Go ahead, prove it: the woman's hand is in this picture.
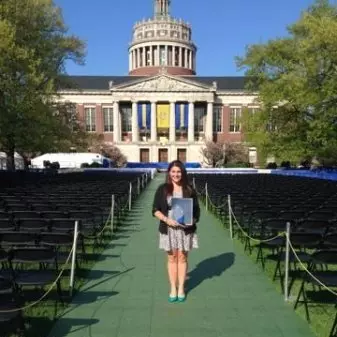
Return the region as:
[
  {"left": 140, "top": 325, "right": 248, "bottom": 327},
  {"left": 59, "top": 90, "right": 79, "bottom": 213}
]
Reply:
[{"left": 166, "top": 218, "right": 178, "bottom": 227}]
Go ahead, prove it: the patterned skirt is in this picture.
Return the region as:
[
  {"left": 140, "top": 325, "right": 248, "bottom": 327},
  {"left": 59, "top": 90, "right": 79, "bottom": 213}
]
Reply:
[{"left": 159, "top": 227, "right": 199, "bottom": 252}]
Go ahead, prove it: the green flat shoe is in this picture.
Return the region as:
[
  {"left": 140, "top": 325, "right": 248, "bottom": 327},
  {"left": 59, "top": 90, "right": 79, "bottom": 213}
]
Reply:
[
  {"left": 177, "top": 295, "right": 186, "bottom": 302},
  {"left": 168, "top": 295, "right": 177, "bottom": 303}
]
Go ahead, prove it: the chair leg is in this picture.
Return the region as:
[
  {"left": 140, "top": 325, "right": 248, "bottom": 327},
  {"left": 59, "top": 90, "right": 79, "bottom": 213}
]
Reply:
[
  {"left": 294, "top": 281, "right": 304, "bottom": 310},
  {"left": 329, "top": 311, "right": 337, "bottom": 337},
  {"left": 273, "top": 259, "right": 281, "bottom": 281},
  {"left": 294, "top": 281, "right": 311, "bottom": 322},
  {"left": 256, "top": 246, "right": 265, "bottom": 269}
]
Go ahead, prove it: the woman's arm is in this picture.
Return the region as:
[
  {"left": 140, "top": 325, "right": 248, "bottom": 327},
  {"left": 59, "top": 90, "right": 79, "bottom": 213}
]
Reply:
[
  {"left": 154, "top": 210, "right": 168, "bottom": 223},
  {"left": 152, "top": 185, "right": 163, "bottom": 217},
  {"left": 152, "top": 185, "right": 177, "bottom": 227}
]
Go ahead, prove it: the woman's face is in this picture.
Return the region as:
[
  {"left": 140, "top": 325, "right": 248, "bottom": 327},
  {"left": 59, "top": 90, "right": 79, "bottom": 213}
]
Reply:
[{"left": 169, "top": 165, "right": 182, "bottom": 184}]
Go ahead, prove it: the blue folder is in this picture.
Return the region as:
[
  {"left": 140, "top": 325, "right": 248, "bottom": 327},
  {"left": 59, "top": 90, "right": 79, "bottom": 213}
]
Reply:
[{"left": 171, "top": 198, "right": 193, "bottom": 226}]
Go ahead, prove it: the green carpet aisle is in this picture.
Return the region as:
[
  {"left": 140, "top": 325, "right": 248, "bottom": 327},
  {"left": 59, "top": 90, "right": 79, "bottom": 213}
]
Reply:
[{"left": 48, "top": 175, "right": 314, "bottom": 337}]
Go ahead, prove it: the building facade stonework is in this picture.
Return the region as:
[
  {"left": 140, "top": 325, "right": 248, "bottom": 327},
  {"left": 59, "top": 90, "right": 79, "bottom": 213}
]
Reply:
[{"left": 59, "top": 0, "right": 258, "bottom": 164}]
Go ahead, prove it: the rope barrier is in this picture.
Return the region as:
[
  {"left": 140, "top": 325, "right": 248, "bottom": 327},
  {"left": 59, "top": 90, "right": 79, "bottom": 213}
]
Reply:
[
  {"left": 230, "top": 206, "right": 286, "bottom": 243},
  {"left": 0, "top": 190, "right": 135, "bottom": 313},
  {"left": 229, "top": 197, "right": 337, "bottom": 299},
  {"left": 286, "top": 235, "right": 337, "bottom": 297},
  {"left": 0, "top": 246, "right": 74, "bottom": 313},
  {"left": 206, "top": 194, "right": 227, "bottom": 210},
  {"left": 192, "top": 173, "right": 337, "bottom": 301}
]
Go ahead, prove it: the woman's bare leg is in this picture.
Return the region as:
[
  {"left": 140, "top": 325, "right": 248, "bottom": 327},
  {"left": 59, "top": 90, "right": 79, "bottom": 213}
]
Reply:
[
  {"left": 177, "top": 251, "right": 188, "bottom": 296},
  {"left": 167, "top": 250, "right": 178, "bottom": 296}
]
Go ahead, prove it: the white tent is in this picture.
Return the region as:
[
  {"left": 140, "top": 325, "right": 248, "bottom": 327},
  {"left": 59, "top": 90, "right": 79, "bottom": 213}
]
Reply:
[{"left": 30, "top": 152, "right": 112, "bottom": 169}]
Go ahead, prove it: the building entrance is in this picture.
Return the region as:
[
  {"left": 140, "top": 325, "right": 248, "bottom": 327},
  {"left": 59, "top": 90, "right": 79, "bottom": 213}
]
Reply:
[
  {"left": 158, "top": 148, "right": 168, "bottom": 162},
  {"left": 140, "top": 149, "right": 150, "bottom": 162},
  {"left": 177, "top": 148, "right": 187, "bottom": 163}
]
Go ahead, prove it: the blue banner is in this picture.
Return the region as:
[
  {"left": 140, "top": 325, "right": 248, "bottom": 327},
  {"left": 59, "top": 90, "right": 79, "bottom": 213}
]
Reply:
[
  {"left": 137, "top": 103, "right": 151, "bottom": 129},
  {"left": 175, "top": 103, "right": 189, "bottom": 129}
]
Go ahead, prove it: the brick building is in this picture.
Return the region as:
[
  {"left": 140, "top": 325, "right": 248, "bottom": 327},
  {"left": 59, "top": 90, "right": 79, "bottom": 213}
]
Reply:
[{"left": 59, "top": 0, "right": 258, "bottom": 164}]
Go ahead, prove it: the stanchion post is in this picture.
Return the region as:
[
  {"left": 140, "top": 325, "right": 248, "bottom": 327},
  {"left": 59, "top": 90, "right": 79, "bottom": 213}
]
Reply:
[
  {"left": 284, "top": 221, "right": 291, "bottom": 302},
  {"left": 137, "top": 177, "right": 140, "bottom": 195},
  {"left": 110, "top": 194, "right": 115, "bottom": 234},
  {"left": 228, "top": 194, "right": 233, "bottom": 240},
  {"left": 192, "top": 177, "right": 196, "bottom": 189},
  {"left": 205, "top": 183, "right": 208, "bottom": 211},
  {"left": 69, "top": 220, "right": 79, "bottom": 297},
  {"left": 129, "top": 182, "right": 132, "bottom": 211}
]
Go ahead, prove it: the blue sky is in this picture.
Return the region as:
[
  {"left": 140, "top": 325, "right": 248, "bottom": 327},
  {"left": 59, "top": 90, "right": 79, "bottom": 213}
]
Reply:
[{"left": 55, "top": 0, "right": 318, "bottom": 76}]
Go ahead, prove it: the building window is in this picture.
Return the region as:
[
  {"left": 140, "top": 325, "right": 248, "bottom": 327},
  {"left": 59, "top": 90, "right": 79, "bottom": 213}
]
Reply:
[
  {"left": 103, "top": 107, "right": 113, "bottom": 132},
  {"left": 194, "top": 105, "right": 206, "bottom": 132},
  {"left": 213, "top": 105, "right": 223, "bottom": 132},
  {"left": 84, "top": 107, "right": 96, "bottom": 132},
  {"left": 230, "top": 107, "right": 241, "bottom": 132},
  {"left": 246, "top": 107, "right": 259, "bottom": 131},
  {"left": 267, "top": 109, "right": 277, "bottom": 132},
  {"left": 121, "top": 105, "right": 132, "bottom": 132}
]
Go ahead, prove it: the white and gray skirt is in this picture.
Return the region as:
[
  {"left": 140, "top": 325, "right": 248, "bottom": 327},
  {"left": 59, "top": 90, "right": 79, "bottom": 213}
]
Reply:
[{"left": 159, "top": 227, "right": 198, "bottom": 252}]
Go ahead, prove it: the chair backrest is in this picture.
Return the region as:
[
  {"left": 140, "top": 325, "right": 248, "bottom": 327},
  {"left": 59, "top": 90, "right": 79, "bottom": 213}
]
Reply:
[
  {"left": 311, "top": 249, "right": 337, "bottom": 265},
  {"left": 10, "top": 247, "right": 56, "bottom": 264},
  {"left": 288, "top": 232, "right": 322, "bottom": 249}
]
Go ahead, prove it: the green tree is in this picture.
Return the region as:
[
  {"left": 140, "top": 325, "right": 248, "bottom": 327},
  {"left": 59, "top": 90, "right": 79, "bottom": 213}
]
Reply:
[
  {"left": 0, "top": 0, "right": 85, "bottom": 170},
  {"left": 236, "top": 0, "right": 337, "bottom": 165}
]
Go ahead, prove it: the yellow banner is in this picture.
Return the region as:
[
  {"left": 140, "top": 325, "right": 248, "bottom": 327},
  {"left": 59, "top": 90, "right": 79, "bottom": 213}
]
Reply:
[{"left": 156, "top": 104, "right": 170, "bottom": 128}]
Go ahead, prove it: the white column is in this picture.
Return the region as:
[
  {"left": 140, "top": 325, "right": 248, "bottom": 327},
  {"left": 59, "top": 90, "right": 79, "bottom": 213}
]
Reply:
[
  {"left": 184, "top": 48, "right": 188, "bottom": 68},
  {"left": 165, "top": 45, "right": 168, "bottom": 66},
  {"left": 113, "top": 101, "right": 120, "bottom": 143},
  {"left": 137, "top": 48, "right": 140, "bottom": 68},
  {"left": 205, "top": 102, "right": 214, "bottom": 140},
  {"left": 129, "top": 52, "right": 132, "bottom": 72},
  {"left": 142, "top": 47, "right": 146, "bottom": 67},
  {"left": 172, "top": 46, "right": 175, "bottom": 66},
  {"left": 132, "top": 50, "right": 136, "bottom": 69},
  {"left": 188, "top": 102, "right": 194, "bottom": 142},
  {"left": 169, "top": 102, "right": 175, "bottom": 142},
  {"left": 189, "top": 50, "right": 192, "bottom": 70},
  {"left": 179, "top": 47, "right": 183, "bottom": 67},
  {"left": 132, "top": 101, "right": 138, "bottom": 142},
  {"left": 150, "top": 45, "right": 153, "bottom": 66},
  {"left": 151, "top": 102, "right": 157, "bottom": 142},
  {"left": 156, "top": 45, "right": 160, "bottom": 66}
]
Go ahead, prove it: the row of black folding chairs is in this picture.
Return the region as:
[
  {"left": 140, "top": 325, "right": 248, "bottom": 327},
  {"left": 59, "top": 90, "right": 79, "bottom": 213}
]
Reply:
[{"left": 0, "top": 246, "right": 65, "bottom": 335}]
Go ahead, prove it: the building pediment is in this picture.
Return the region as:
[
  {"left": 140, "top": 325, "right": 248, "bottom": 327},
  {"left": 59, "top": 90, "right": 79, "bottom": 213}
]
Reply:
[{"left": 110, "top": 73, "right": 214, "bottom": 92}]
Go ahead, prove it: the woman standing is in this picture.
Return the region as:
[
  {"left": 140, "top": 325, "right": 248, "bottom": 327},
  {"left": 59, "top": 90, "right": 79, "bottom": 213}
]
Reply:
[{"left": 152, "top": 160, "right": 200, "bottom": 303}]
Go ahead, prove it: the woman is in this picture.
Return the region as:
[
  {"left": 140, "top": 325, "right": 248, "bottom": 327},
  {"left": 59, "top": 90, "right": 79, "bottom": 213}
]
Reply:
[{"left": 152, "top": 160, "right": 200, "bottom": 303}]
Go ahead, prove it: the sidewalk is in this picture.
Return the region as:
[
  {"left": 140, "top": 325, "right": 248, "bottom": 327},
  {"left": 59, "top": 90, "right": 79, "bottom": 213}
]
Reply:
[{"left": 48, "top": 175, "right": 314, "bottom": 337}]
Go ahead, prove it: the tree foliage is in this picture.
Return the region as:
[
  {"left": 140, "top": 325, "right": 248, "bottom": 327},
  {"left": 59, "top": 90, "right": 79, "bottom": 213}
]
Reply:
[
  {"left": 0, "top": 0, "right": 85, "bottom": 169},
  {"left": 201, "top": 141, "right": 249, "bottom": 167},
  {"left": 88, "top": 135, "right": 127, "bottom": 168},
  {"left": 236, "top": 0, "right": 337, "bottom": 164}
]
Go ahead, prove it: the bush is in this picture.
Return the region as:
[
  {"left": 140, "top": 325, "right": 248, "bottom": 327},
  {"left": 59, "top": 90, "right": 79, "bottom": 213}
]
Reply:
[
  {"left": 223, "top": 162, "right": 250, "bottom": 168},
  {"left": 90, "top": 162, "right": 102, "bottom": 168},
  {"left": 266, "top": 162, "right": 277, "bottom": 169},
  {"left": 280, "top": 161, "right": 291, "bottom": 169}
]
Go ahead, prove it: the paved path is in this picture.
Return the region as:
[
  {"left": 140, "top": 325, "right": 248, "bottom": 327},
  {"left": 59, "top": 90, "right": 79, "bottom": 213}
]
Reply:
[{"left": 48, "top": 175, "right": 314, "bottom": 337}]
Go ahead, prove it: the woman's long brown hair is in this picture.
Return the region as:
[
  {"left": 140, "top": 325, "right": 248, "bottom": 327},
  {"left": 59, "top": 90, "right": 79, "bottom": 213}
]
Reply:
[{"left": 165, "top": 160, "right": 192, "bottom": 197}]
